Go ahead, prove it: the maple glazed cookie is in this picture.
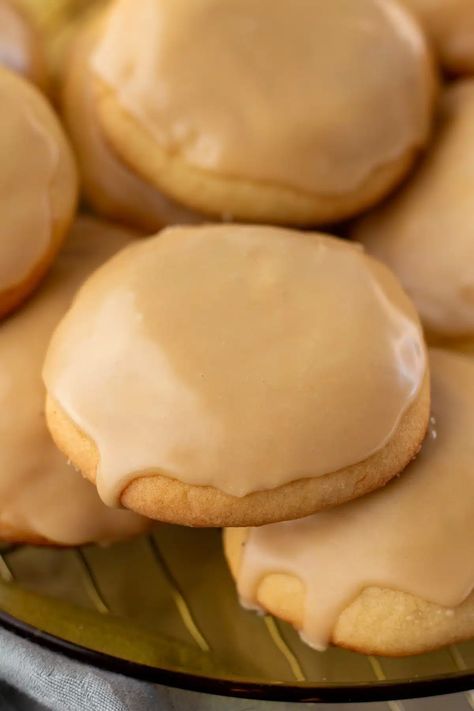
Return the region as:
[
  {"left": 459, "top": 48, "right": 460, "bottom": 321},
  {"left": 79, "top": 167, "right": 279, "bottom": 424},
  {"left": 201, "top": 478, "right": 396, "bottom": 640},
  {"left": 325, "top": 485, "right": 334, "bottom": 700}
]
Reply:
[
  {"left": 88, "top": 0, "right": 436, "bottom": 225},
  {"left": 19, "top": 0, "right": 105, "bottom": 95},
  {"left": 354, "top": 82, "right": 474, "bottom": 348},
  {"left": 0, "top": 66, "right": 77, "bottom": 319},
  {"left": 62, "top": 16, "right": 200, "bottom": 231},
  {"left": 0, "top": 0, "right": 45, "bottom": 86},
  {"left": 0, "top": 216, "right": 149, "bottom": 546},
  {"left": 44, "top": 225, "right": 429, "bottom": 527},
  {"left": 401, "top": 0, "right": 474, "bottom": 75},
  {"left": 225, "top": 350, "right": 474, "bottom": 657}
]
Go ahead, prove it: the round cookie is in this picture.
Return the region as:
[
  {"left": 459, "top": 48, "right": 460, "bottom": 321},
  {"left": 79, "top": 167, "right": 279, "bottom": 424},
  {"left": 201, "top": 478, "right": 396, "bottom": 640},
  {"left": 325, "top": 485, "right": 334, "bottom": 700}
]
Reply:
[
  {"left": 0, "top": 0, "right": 46, "bottom": 86},
  {"left": 0, "top": 215, "right": 150, "bottom": 546},
  {"left": 89, "top": 0, "right": 436, "bottom": 226},
  {"left": 62, "top": 16, "right": 201, "bottom": 232},
  {"left": 353, "top": 81, "right": 474, "bottom": 348},
  {"left": 0, "top": 66, "right": 77, "bottom": 319},
  {"left": 401, "top": 0, "right": 474, "bottom": 75},
  {"left": 224, "top": 350, "right": 474, "bottom": 656},
  {"left": 43, "top": 225, "right": 429, "bottom": 527},
  {"left": 19, "top": 0, "right": 104, "bottom": 96}
]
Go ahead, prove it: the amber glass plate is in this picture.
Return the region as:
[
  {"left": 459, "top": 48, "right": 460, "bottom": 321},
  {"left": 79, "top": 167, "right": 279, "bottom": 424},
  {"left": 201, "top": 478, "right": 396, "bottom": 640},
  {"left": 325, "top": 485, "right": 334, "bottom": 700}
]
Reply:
[{"left": 0, "top": 527, "right": 472, "bottom": 703}]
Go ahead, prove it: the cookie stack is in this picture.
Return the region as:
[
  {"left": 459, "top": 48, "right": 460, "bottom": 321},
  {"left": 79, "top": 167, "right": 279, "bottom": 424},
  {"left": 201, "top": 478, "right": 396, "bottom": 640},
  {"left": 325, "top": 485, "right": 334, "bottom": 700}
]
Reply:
[
  {"left": 1, "top": 0, "right": 474, "bottom": 656},
  {"left": 0, "top": 4, "right": 148, "bottom": 544}
]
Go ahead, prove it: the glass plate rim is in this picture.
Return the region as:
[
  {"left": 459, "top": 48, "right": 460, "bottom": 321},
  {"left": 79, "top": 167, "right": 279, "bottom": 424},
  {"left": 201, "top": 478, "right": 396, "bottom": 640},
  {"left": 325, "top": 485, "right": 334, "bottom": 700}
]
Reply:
[{"left": 0, "top": 611, "right": 473, "bottom": 703}]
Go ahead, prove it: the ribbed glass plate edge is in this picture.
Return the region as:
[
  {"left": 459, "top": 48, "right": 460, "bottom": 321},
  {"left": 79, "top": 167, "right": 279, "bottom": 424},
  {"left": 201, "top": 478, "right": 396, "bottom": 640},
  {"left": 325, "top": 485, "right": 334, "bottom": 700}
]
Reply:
[{"left": 0, "top": 611, "right": 473, "bottom": 703}]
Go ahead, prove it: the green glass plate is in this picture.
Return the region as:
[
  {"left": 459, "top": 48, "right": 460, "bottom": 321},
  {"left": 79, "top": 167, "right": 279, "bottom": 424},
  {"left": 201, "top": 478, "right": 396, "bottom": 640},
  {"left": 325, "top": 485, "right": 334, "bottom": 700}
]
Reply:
[{"left": 0, "top": 527, "right": 472, "bottom": 703}]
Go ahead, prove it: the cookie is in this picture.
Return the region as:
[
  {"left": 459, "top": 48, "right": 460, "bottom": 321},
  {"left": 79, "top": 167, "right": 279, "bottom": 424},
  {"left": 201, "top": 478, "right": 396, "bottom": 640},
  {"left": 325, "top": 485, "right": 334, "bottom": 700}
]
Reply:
[
  {"left": 89, "top": 0, "right": 436, "bottom": 226},
  {"left": 0, "top": 0, "right": 46, "bottom": 86},
  {"left": 401, "top": 0, "right": 474, "bottom": 75},
  {"left": 19, "top": 0, "right": 104, "bottom": 95},
  {"left": 62, "top": 16, "right": 201, "bottom": 232},
  {"left": 44, "top": 225, "right": 429, "bottom": 527},
  {"left": 224, "top": 350, "right": 474, "bottom": 656},
  {"left": 0, "top": 66, "right": 77, "bottom": 319},
  {"left": 0, "top": 215, "right": 150, "bottom": 546},
  {"left": 353, "top": 81, "right": 474, "bottom": 347}
]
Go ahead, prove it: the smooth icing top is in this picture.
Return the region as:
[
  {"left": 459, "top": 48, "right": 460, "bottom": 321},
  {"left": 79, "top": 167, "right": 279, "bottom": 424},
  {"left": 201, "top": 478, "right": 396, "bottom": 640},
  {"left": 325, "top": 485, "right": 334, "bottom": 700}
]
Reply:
[
  {"left": 0, "top": 0, "right": 43, "bottom": 84},
  {"left": 355, "top": 81, "right": 474, "bottom": 339},
  {"left": 43, "top": 225, "right": 426, "bottom": 506},
  {"left": 64, "top": 17, "right": 200, "bottom": 231},
  {"left": 234, "top": 349, "right": 474, "bottom": 650},
  {"left": 401, "top": 0, "right": 474, "bottom": 73},
  {"left": 91, "top": 0, "right": 433, "bottom": 196},
  {"left": 0, "top": 67, "right": 64, "bottom": 291},
  {"left": 0, "top": 216, "right": 148, "bottom": 545}
]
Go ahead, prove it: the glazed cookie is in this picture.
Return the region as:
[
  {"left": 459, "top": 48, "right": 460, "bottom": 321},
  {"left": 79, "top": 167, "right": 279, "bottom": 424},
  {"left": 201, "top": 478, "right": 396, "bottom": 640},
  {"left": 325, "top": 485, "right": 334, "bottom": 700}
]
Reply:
[
  {"left": 0, "top": 0, "right": 45, "bottom": 86},
  {"left": 401, "top": 0, "right": 474, "bottom": 75},
  {"left": 354, "top": 82, "right": 474, "bottom": 348},
  {"left": 44, "top": 225, "right": 429, "bottom": 527},
  {"left": 62, "top": 17, "right": 200, "bottom": 232},
  {"left": 0, "top": 66, "right": 77, "bottom": 319},
  {"left": 0, "top": 215, "right": 149, "bottom": 546},
  {"left": 89, "top": 0, "right": 436, "bottom": 226},
  {"left": 225, "top": 350, "right": 474, "bottom": 657},
  {"left": 19, "top": 0, "right": 104, "bottom": 95}
]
